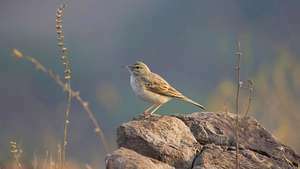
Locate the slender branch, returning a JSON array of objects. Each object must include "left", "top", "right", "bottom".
[
  {"left": 235, "top": 41, "right": 241, "bottom": 169},
  {"left": 10, "top": 140, "right": 23, "bottom": 169},
  {"left": 56, "top": 2, "right": 72, "bottom": 168},
  {"left": 244, "top": 80, "right": 254, "bottom": 118},
  {"left": 11, "top": 49, "right": 110, "bottom": 153},
  {"left": 57, "top": 144, "right": 62, "bottom": 169}
]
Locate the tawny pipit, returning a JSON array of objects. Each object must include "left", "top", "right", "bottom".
[{"left": 127, "top": 61, "right": 206, "bottom": 116}]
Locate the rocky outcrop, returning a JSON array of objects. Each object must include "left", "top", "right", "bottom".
[
  {"left": 106, "top": 112, "right": 300, "bottom": 169},
  {"left": 105, "top": 147, "right": 174, "bottom": 169}
]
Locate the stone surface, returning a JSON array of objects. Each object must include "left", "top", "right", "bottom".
[
  {"left": 105, "top": 147, "right": 174, "bottom": 169},
  {"left": 177, "top": 112, "right": 300, "bottom": 168},
  {"left": 117, "top": 115, "right": 199, "bottom": 169},
  {"left": 106, "top": 112, "right": 300, "bottom": 169},
  {"left": 193, "top": 144, "right": 295, "bottom": 169}
]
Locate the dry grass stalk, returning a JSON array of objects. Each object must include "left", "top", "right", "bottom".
[
  {"left": 234, "top": 41, "right": 242, "bottom": 169},
  {"left": 85, "top": 164, "right": 93, "bottom": 169},
  {"left": 243, "top": 80, "right": 254, "bottom": 118},
  {"left": 30, "top": 145, "right": 72, "bottom": 169},
  {"left": 11, "top": 49, "right": 109, "bottom": 152},
  {"left": 57, "top": 144, "right": 62, "bottom": 169},
  {"left": 10, "top": 140, "right": 23, "bottom": 169},
  {"left": 33, "top": 152, "right": 38, "bottom": 169},
  {"left": 55, "top": 2, "right": 72, "bottom": 168}
]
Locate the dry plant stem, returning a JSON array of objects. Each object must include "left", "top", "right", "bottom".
[
  {"left": 235, "top": 41, "right": 241, "bottom": 169},
  {"left": 85, "top": 164, "right": 93, "bottom": 169},
  {"left": 33, "top": 153, "right": 38, "bottom": 169},
  {"left": 56, "top": 2, "right": 72, "bottom": 168},
  {"left": 13, "top": 52, "right": 109, "bottom": 153},
  {"left": 13, "top": 47, "right": 109, "bottom": 152},
  {"left": 10, "top": 141, "right": 23, "bottom": 169},
  {"left": 42, "top": 150, "right": 49, "bottom": 169},
  {"left": 245, "top": 93, "right": 251, "bottom": 117},
  {"left": 14, "top": 156, "right": 22, "bottom": 169},
  {"left": 57, "top": 144, "right": 62, "bottom": 169},
  {"left": 244, "top": 82, "right": 254, "bottom": 118}
]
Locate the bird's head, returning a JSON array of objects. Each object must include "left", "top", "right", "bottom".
[{"left": 126, "top": 61, "right": 151, "bottom": 76}]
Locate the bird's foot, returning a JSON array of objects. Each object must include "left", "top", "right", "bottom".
[
  {"left": 133, "top": 112, "right": 152, "bottom": 120},
  {"left": 140, "top": 112, "right": 161, "bottom": 119},
  {"left": 141, "top": 111, "right": 152, "bottom": 118}
]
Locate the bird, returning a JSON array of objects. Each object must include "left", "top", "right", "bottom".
[{"left": 126, "top": 61, "right": 206, "bottom": 116}]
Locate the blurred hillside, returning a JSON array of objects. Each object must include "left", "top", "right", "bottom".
[{"left": 0, "top": 0, "right": 300, "bottom": 168}]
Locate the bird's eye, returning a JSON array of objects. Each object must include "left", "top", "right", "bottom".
[{"left": 135, "top": 66, "right": 140, "bottom": 69}]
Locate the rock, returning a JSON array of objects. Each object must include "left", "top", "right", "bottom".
[
  {"left": 106, "top": 112, "right": 300, "bottom": 169},
  {"left": 193, "top": 144, "right": 295, "bottom": 169},
  {"left": 177, "top": 112, "right": 300, "bottom": 168},
  {"left": 117, "top": 115, "right": 199, "bottom": 168},
  {"left": 105, "top": 147, "right": 174, "bottom": 169}
]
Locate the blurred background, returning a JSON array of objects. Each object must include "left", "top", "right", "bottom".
[{"left": 1, "top": 0, "right": 300, "bottom": 168}]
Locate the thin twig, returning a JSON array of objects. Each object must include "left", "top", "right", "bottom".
[
  {"left": 235, "top": 41, "right": 241, "bottom": 169},
  {"left": 244, "top": 80, "right": 254, "bottom": 118},
  {"left": 11, "top": 49, "right": 110, "bottom": 153},
  {"left": 57, "top": 144, "right": 62, "bottom": 169},
  {"left": 56, "top": 2, "right": 72, "bottom": 168},
  {"left": 10, "top": 140, "right": 23, "bottom": 169}
]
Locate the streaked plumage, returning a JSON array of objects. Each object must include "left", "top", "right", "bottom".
[{"left": 127, "top": 61, "right": 205, "bottom": 116}]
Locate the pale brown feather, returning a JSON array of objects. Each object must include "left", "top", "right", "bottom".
[{"left": 142, "top": 72, "right": 185, "bottom": 99}]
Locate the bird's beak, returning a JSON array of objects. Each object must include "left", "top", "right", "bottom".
[{"left": 126, "top": 65, "right": 132, "bottom": 70}]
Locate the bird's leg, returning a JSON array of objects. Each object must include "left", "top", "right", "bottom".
[
  {"left": 148, "top": 104, "right": 162, "bottom": 115},
  {"left": 142, "top": 104, "right": 155, "bottom": 116}
]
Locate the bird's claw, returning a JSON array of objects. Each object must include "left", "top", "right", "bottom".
[{"left": 141, "top": 111, "right": 152, "bottom": 118}]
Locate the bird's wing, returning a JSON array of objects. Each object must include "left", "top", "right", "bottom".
[{"left": 142, "top": 73, "right": 185, "bottom": 99}]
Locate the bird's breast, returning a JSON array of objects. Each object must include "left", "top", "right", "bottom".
[
  {"left": 130, "top": 75, "right": 170, "bottom": 104},
  {"left": 130, "top": 75, "right": 142, "bottom": 95}
]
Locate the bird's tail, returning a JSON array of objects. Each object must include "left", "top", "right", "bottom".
[{"left": 182, "top": 97, "right": 206, "bottom": 110}]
